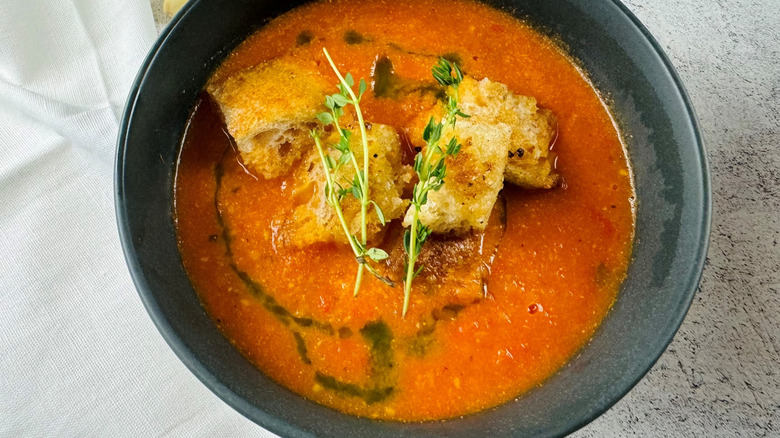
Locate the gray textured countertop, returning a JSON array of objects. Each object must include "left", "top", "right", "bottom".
[
  {"left": 576, "top": 1, "right": 779, "bottom": 436},
  {"left": 151, "top": 0, "right": 780, "bottom": 436}
]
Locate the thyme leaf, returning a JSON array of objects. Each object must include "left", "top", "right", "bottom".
[
  {"left": 402, "top": 58, "right": 468, "bottom": 317},
  {"left": 311, "top": 48, "right": 396, "bottom": 295}
]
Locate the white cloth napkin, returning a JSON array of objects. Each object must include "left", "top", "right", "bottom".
[{"left": 0, "top": 1, "right": 274, "bottom": 435}]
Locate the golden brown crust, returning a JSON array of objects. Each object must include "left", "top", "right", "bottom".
[
  {"left": 403, "top": 121, "right": 510, "bottom": 234},
  {"left": 288, "top": 123, "right": 412, "bottom": 246},
  {"left": 207, "top": 58, "right": 329, "bottom": 178},
  {"left": 458, "top": 77, "right": 560, "bottom": 189},
  {"left": 402, "top": 76, "right": 560, "bottom": 234},
  {"left": 210, "top": 58, "right": 559, "bottom": 240}
]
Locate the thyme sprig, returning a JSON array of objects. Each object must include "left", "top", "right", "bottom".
[
  {"left": 402, "top": 58, "right": 469, "bottom": 317},
  {"left": 310, "top": 48, "right": 395, "bottom": 296}
]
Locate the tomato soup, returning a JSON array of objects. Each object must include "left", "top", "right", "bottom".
[{"left": 174, "top": 0, "right": 634, "bottom": 421}]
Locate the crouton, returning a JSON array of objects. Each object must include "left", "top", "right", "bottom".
[
  {"left": 414, "top": 195, "right": 506, "bottom": 303},
  {"left": 206, "top": 58, "right": 328, "bottom": 178},
  {"left": 403, "top": 121, "right": 511, "bottom": 234},
  {"left": 458, "top": 77, "right": 560, "bottom": 189},
  {"left": 378, "top": 197, "right": 507, "bottom": 305},
  {"left": 401, "top": 75, "right": 559, "bottom": 234},
  {"left": 288, "top": 123, "right": 412, "bottom": 246}
]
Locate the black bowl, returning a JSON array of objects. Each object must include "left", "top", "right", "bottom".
[{"left": 115, "top": 0, "right": 710, "bottom": 436}]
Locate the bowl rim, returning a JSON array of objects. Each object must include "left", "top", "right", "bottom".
[{"left": 115, "top": 0, "right": 711, "bottom": 436}]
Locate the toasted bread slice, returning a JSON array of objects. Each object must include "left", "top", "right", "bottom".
[
  {"left": 207, "top": 58, "right": 328, "bottom": 178},
  {"left": 289, "top": 123, "right": 412, "bottom": 246},
  {"left": 458, "top": 77, "right": 560, "bottom": 189},
  {"left": 403, "top": 121, "right": 510, "bottom": 234},
  {"left": 402, "top": 76, "right": 559, "bottom": 234}
]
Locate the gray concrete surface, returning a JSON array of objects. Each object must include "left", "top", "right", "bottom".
[
  {"left": 575, "top": 1, "right": 779, "bottom": 436},
  {"left": 151, "top": 0, "right": 780, "bottom": 436}
]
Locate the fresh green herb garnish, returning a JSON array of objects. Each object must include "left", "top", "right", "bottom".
[
  {"left": 402, "top": 58, "right": 469, "bottom": 317},
  {"left": 310, "top": 48, "right": 395, "bottom": 296}
]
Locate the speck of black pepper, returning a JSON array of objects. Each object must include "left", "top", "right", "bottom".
[
  {"left": 516, "top": 148, "right": 525, "bottom": 158},
  {"left": 414, "top": 146, "right": 422, "bottom": 153},
  {"left": 296, "top": 30, "right": 313, "bottom": 46},
  {"left": 467, "top": 182, "right": 473, "bottom": 187},
  {"left": 208, "top": 234, "right": 218, "bottom": 242},
  {"left": 441, "top": 52, "right": 462, "bottom": 65},
  {"left": 373, "top": 154, "right": 378, "bottom": 158},
  {"left": 344, "top": 30, "right": 366, "bottom": 44},
  {"left": 508, "top": 151, "right": 515, "bottom": 158},
  {"left": 611, "top": 205, "right": 616, "bottom": 209},
  {"left": 338, "top": 327, "right": 353, "bottom": 339}
]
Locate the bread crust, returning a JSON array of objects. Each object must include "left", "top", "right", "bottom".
[
  {"left": 403, "top": 121, "right": 510, "bottom": 234},
  {"left": 207, "top": 58, "right": 328, "bottom": 178},
  {"left": 288, "top": 123, "right": 412, "bottom": 246},
  {"left": 459, "top": 77, "right": 560, "bottom": 189},
  {"left": 209, "top": 59, "right": 558, "bottom": 240},
  {"left": 404, "top": 76, "right": 560, "bottom": 234}
]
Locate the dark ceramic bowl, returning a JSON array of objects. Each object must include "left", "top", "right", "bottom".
[{"left": 115, "top": 0, "right": 710, "bottom": 436}]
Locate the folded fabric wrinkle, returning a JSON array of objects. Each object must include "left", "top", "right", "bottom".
[{"left": 0, "top": 0, "right": 267, "bottom": 436}]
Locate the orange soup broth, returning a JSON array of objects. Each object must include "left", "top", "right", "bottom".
[{"left": 175, "top": 0, "right": 635, "bottom": 421}]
